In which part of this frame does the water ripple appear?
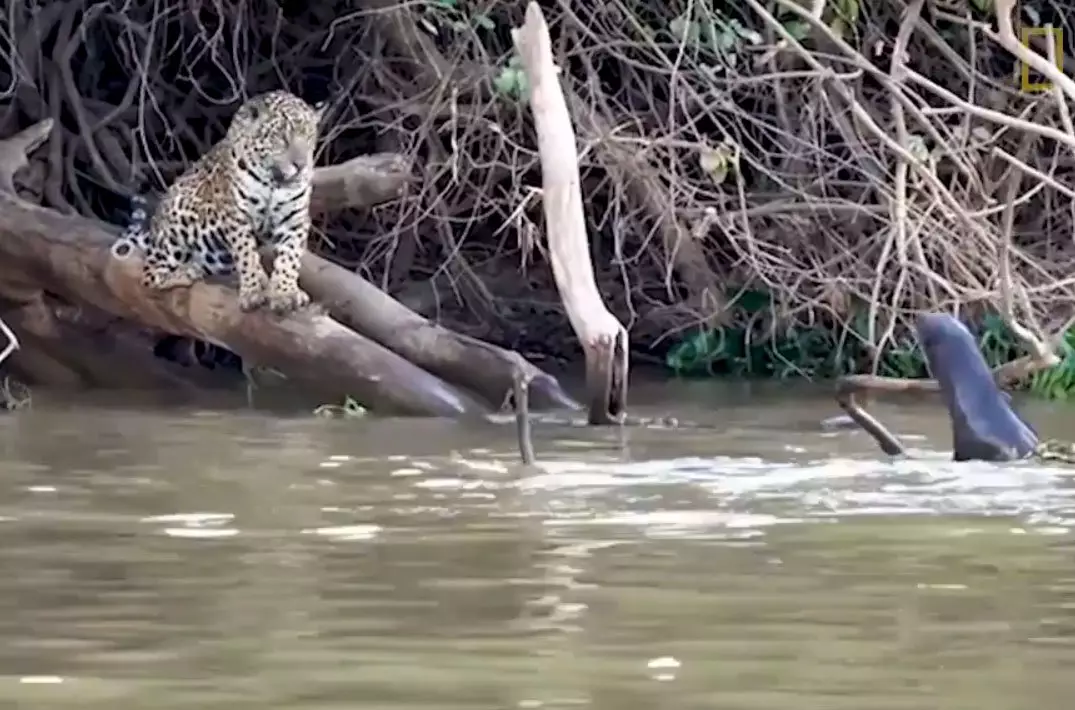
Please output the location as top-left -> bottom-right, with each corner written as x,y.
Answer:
521,452 -> 1075,528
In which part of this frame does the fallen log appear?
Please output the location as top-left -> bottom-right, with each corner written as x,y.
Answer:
299,254 -> 581,411
512,2 -> 629,425
0,120 -> 487,416
308,153 -> 413,216
0,294 -> 226,390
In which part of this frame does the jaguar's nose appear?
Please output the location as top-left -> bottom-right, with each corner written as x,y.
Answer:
271,162 -> 301,184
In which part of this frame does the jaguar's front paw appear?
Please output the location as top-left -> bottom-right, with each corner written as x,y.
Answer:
267,287 -> 312,316
237,268 -> 271,312
238,286 -> 269,312
143,264 -> 199,291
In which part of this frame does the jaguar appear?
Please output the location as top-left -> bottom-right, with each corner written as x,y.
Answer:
112,90 -> 327,315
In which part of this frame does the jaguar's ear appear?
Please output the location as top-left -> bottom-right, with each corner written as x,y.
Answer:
312,99 -> 329,123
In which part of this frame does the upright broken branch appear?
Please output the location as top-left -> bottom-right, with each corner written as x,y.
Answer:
512,1 -> 629,425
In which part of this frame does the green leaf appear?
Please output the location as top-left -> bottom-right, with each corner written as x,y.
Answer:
782,19 -> 811,41
733,289 -> 772,314
698,147 -> 728,183
493,67 -> 528,99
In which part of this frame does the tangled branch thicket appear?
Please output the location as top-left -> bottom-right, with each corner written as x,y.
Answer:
5,0 -> 1075,365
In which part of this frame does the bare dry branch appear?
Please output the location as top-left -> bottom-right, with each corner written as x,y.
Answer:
990,0 -> 1075,106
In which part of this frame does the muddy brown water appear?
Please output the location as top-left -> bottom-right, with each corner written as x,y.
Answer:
2,377 -> 1075,708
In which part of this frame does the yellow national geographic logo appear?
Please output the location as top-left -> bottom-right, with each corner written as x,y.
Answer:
1020,26 -> 1064,93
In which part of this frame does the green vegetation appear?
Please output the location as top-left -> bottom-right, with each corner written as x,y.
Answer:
664,291 -> 1075,401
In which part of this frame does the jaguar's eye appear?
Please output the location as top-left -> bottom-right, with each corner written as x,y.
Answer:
236,100 -> 264,123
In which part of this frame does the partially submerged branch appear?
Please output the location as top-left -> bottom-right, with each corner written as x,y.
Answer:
835,375 -> 912,456
299,254 -> 579,412
513,365 -> 536,465
512,2 -> 629,425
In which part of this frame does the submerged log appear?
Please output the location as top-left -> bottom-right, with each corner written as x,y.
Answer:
0,119 -> 539,416
512,2 -> 629,425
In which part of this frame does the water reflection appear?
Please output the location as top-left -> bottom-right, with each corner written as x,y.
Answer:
0,382 -> 1074,708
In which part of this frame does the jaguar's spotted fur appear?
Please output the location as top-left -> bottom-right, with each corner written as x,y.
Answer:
112,90 -> 326,314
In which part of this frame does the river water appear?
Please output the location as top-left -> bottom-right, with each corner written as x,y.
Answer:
1,378 -> 1075,708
